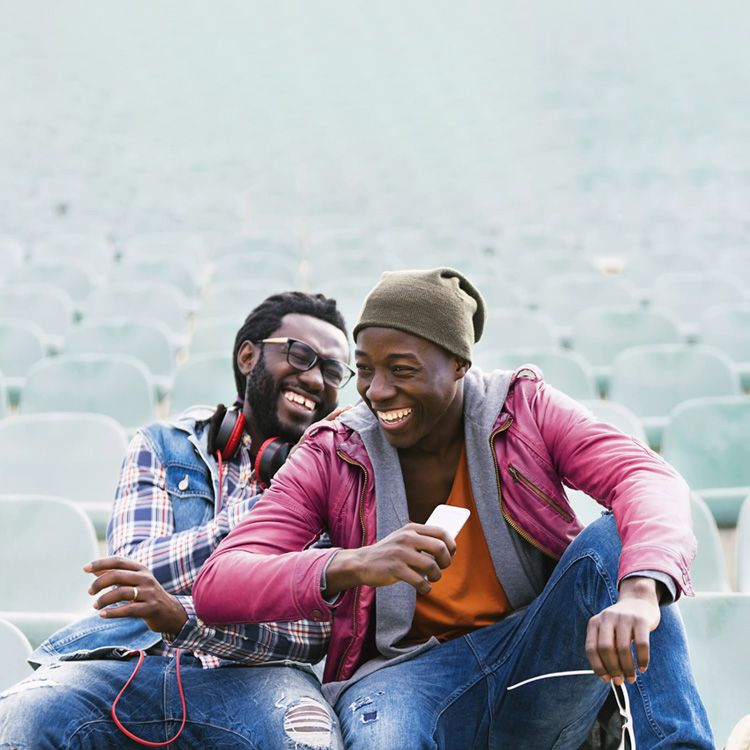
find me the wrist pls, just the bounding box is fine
[323,548,362,596]
[619,576,661,604]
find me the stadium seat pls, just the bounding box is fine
[200,282,277,320]
[110,257,203,304]
[0,413,128,535]
[86,283,192,347]
[508,251,595,291]
[0,371,7,418]
[477,348,598,400]
[21,354,156,431]
[215,251,300,288]
[608,345,740,450]
[737,496,750,594]
[651,272,748,339]
[0,618,33,691]
[699,304,750,389]
[65,319,177,399]
[678,593,750,747]
[0,284,74,352]
[621,251,707,291]
[660,396,750,527]
[688,493,732,592]
[31,234,116,267]
[718,249,750,286]
[168,353,236,415]
[571,307,682,395]
[123,232,209,267]
[0,322,47,405]
[190,317,239,357]
[5,260,94,317]
[0,236,25,279]
[578,399,647,443]
[475,310,559,355]
[0,496,97,647]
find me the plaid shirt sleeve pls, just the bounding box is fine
[167,596,331,666]
[107,431,259,595]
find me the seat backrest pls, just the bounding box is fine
[168,353,235,415]
[652,272,748,325]
[735,496,750,594]
[0,322,46,378]
[21,354,155,429]
[689,493,731,592]
[0,413,128,503]
[477,310,559,353]
[0,284,73,345]
[572,306,682,367]
[190,317,241,357]
[31,234,115,266]
[123,232,208,265]
[678,593,750,746]
[0,495,98,612]
[622,251,707,290]
[660,396,750,491]
[6,261,93,305]
[200,282,276,319]
[65,320,176,378]
[110,258,201,299]
[216,251,299,287]
[578,399,647,442]
[609,345,740,419]
[510,251,595,290]
[0,618,33,691]
[699,303,750,362]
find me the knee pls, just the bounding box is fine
[566,512,621,568]
[281,696,340,750]
[0,675,67,748]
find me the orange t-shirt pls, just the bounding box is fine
[407,446,512,643]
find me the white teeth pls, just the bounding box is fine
[377,408,412,423]
[283,391,315,411]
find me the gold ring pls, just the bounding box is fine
[131,586,139,602]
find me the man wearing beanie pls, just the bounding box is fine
[192,268,713,748]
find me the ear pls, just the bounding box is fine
[454,357,470,380]
[237,340,260,376]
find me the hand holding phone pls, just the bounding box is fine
[424,504,470,543]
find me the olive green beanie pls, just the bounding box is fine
[353,267,486,362]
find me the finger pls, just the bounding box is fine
[596,618,624,684]
[399,549,443,582]
[585,619,609,681]
[98,603,148,619]
[93,586,142,610]
[615,623,637,683]
[633,621,651,674]
[415,525,457,557]
[88,570,145,596]
[395,563,433,595]
[84,557,144,575]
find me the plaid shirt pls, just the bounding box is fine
[107,424,330,668]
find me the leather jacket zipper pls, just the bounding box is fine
[334,450,368,681]
[507,464,574,522]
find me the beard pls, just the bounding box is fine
[244,354,335,444]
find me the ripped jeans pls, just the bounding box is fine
[335,514,714,750]
[0,656,343,749]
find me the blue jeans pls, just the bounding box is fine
[335,514,714,749]
[0,656,343,749]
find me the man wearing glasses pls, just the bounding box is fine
[0,291,352,749]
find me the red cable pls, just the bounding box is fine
[216,451,224,514]
[111,649,187,747]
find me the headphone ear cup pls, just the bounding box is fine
[211,406,246,460]
[255,438,291,489]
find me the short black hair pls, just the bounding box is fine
[232,291,348,398]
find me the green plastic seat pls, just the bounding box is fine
[0,322,46,405]
[66,319,176,399]
[215,251,300,288]
[0,413,128,536]
[0,283,74,352]
[110,258,203,303]
[32,234,116,267]
[0,371,7,418]
[622,251,707,291]
[5,260,94,317]
[168,353,236,415]
[475,310,559,355]
[477,348,598,401]
[0,495,98,647]
[737,496,750,594]
[699,304,750,389]
[0,618,33,691]
[123,232,209,267]
[678,593,750,747]
[661,396,750,526]
[688,493,731,592]
[200,282,279,319]
[190,317,241,357]
[609,345,740,450]
[578,399,647,443]
[509,251,595,291]
[21,354,156,431]
[86,283,192,347]
[571,307,682,395]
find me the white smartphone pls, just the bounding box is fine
[425,504,470,542]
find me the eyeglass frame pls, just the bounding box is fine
[257,337,355,389]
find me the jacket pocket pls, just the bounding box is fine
[507,464,574,522]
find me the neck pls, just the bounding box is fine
[400,386,465,460]
[242,403,265,458]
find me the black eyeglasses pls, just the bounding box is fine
[259,337,355,389]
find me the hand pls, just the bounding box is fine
[585,577,662,686]
[324,523,456,597]
[85,557,189,635]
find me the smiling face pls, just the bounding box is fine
[239,313,350,445]
[355,326,469,451]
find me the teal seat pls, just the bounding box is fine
[21,354,156,431]
[66,319,177,399]
[699,304,750,389]
[86,283,192,347]
[0,322,46,405]
[622,252,707,291]
[479,348,598,401]
[609,345,740,450]
[651,272,748,339]
[688,493,731,592]
[0,236,26,272]
[123,232,209,269]
[0,618,33,691]
[190,317,240,357]
[200,282,278,320]
[571,307,682,395]
[5,261,94,317]
[0,413,128,536]
[678,593,750,747]
[578,399,647,443]
[0,496,98,647]
[169,353,235,415]
[110,258,203,304]
[737,496,750,593]
[215,251,299,288]
[475,310,559,355]
[719,249,750,286]
[509,251,595,291]
[661,396,750,526]
[32,234,116,267]
[0,284,74,352]
[0,370,7,418]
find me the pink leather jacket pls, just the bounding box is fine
[194,370,695,684]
